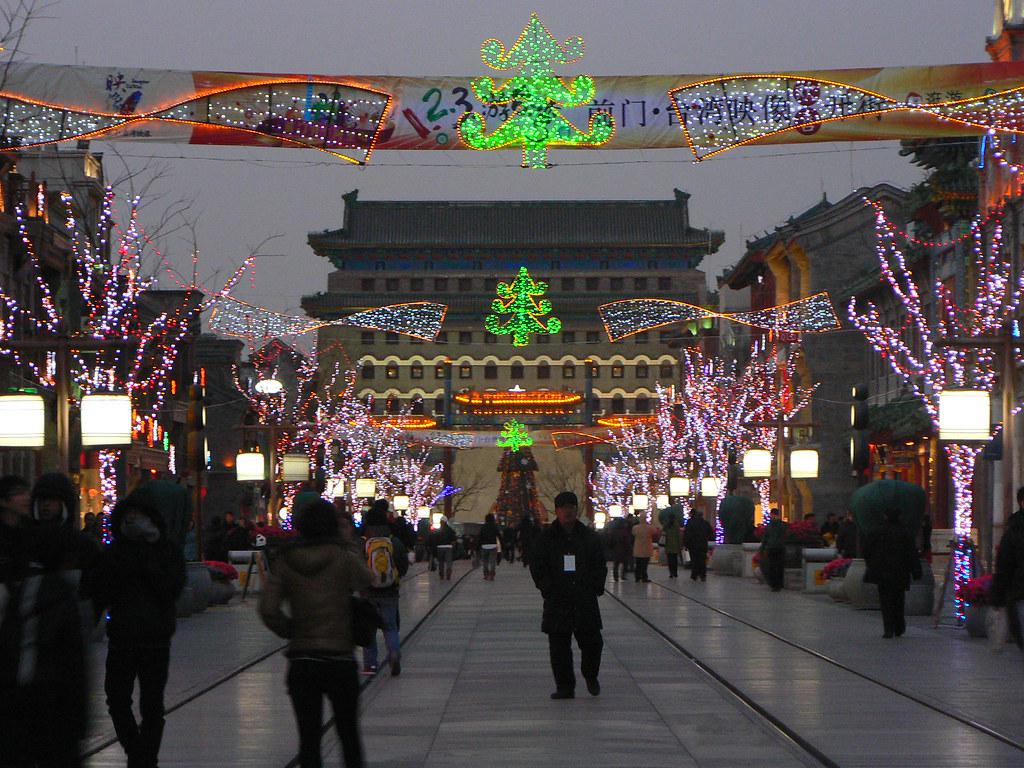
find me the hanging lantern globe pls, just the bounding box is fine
[281,453,310,482]
[81,393,132,446]
[0,393,45,447]
[742,448,772,478]
[669,476,690,497]
[236,448,265,482]
[938,389,991,441]
[790,449,819,479]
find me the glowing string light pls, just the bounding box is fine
[457,13,614,168]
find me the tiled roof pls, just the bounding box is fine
[309,189,724,249]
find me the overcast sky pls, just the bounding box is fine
[22,1,995,327]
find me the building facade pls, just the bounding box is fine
[302,190,723,519]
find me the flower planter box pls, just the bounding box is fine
[802,547,837,593]
[784,568,803,590]
[741,543,760,578]
[843,558,880,609]
[711,543,743,575]
[965,604,987,638]
[827,577,848,602]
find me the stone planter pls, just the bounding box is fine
[784,568,803,590]
[843,558,880,609]
[965,604,988,638]
[741,543,760,578]
[175,585,195,618]
[784,543,803,569]
[802,547,837,593]
[712,543,742,575]
[208,580,236,605]
[827,577,849,602]
[186,562,213,613]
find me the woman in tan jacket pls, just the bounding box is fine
[260,499,372,768]
[631,518,661,583]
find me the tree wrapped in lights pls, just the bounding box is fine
[849,200,1024,618]
[676,347,816,534]
[484,267,561,346]
[457,13,614,169]
[1,188,256,532]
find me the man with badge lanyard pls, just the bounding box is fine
[530,491,608,700]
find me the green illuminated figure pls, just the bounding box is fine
[498,419,533,453]
[458,13,614,169]
[485,266,562,346]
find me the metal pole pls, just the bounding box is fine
[55,339,70,475]
[1000,335,1015,556]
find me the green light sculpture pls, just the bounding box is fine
[485,266,562,346]
[498,419,533,453]
[457,13,615,169]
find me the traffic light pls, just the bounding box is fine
[850,384,870,472]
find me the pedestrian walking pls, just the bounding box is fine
[431,516,457,580]
[530,491,607,700]
[29,472,101,590]
[661,507,683,578]
[260,498,372,768]
[360,499,409,675]
[836,509,858,558]
[606,516,631,581]
[863,507,922,638]
[992,486,1024,650]
[502,521,517,563]
[684,509,713,582]
[91,489,187,768]
[760,508,787,592]
[631,516,660,583]
[479,513,500,580]
[0,504,88,768]
[0,474,31,584]
[518,513,537,568]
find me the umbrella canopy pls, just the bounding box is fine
[849,479,926,539]
[718,494,755,544]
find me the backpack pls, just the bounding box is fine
[366,537,398,589]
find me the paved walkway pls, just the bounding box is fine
[80,559,1024,767]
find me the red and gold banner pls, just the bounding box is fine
[3,61,1024,162]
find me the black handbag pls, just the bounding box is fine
[351,596,382,648]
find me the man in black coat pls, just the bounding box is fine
[864,507,922,639]
[683,509,713,582]
[530,491,607,700]
[992,485,1024,648]
[92,489,186,768]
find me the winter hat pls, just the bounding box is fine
[30,472,78,525]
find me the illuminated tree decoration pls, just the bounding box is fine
[497,419,533,452]
[848,200,1024,620]
[457,13,614,169]
[485,266,561,346]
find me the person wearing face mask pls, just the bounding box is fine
[91,492,186,768]
[28,472,101,587]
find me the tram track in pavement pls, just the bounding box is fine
[606,578,1024,764]
[281,563,475,768]
[79,562,462,762]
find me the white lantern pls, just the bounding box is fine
[255,377,284,395]
[790,449,819,479]
[281,453,310,482]
[742,448,772,478]
[0,393,45,447]
[700,477,722,497]
[608,503,624,518]
[393,494,410,511]
[939,389,991,441]
[669,476,690,497]
[656,494,670,509]
[325,476,346,498]
[355,477,377,498]
[81,393,132,446]
[631,493,649,510]
[431,512,443,529]
[236,449,265,482]
[417,506,431,520]
[593,511,607,530]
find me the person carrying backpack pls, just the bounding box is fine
[361,499,409,675]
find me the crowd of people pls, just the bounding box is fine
[3,474,1024,767]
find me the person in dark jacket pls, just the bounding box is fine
[991,486,1024,649]
[224,511,251,552]
[0,511,87,768]
[430,516,457,580]
[518,513,537,568]
[863,507,922,638]
[479,513,500,581]
[205,515,229,562]
[502,520,517,563]
[683,509,713,582]
[260,499,372,768]
[0,474,30,584]
[530,491,607,700]
[835,509,858,558]
[92,489,187,768]
[29,472,101,592]
[361,499,409,676]
[760,507,787,591]
[606,516,631,581]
